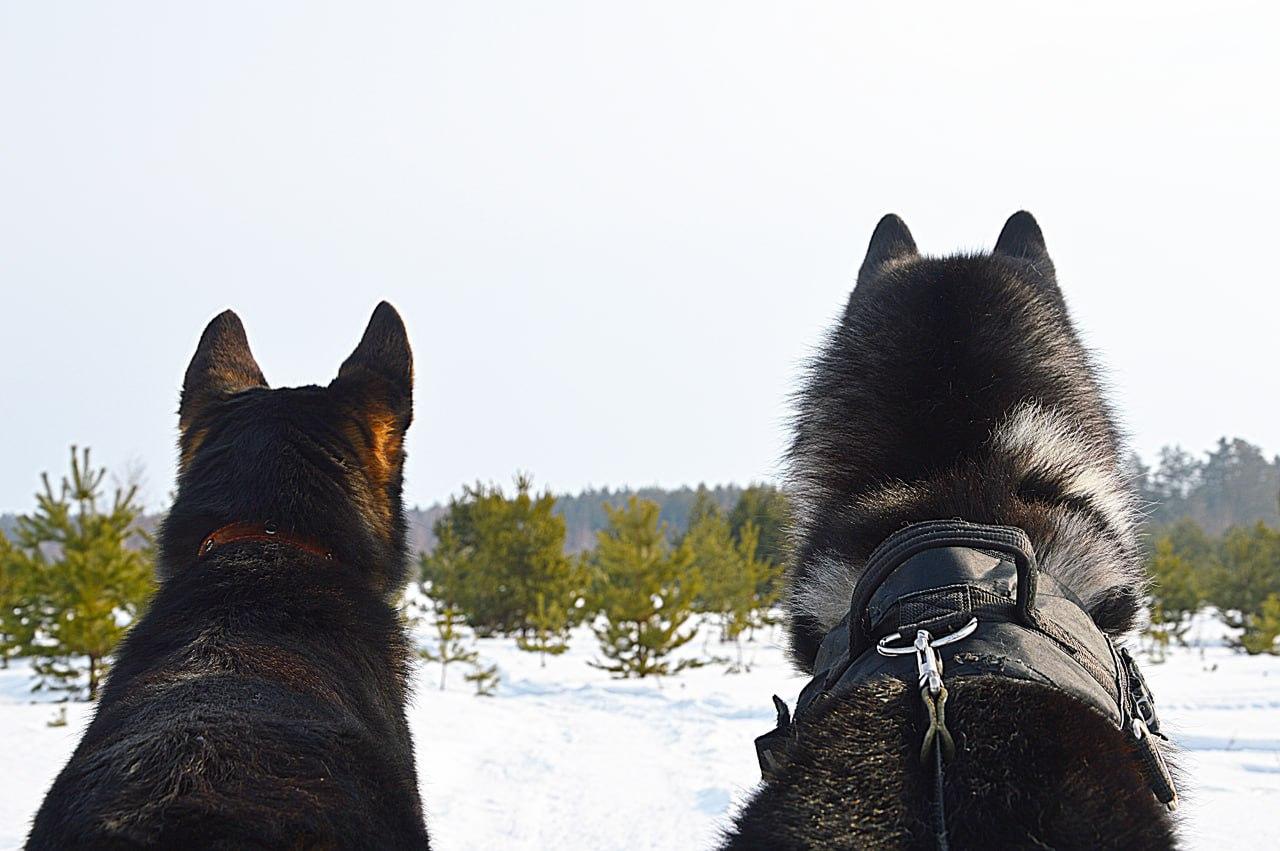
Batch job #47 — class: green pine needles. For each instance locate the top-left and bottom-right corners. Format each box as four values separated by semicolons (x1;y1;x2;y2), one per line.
0;447;154;699
685;490;783;672
587;497;703;678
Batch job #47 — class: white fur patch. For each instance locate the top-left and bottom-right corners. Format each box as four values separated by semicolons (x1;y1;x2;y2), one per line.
791;402;1143;633
992;402;1138;549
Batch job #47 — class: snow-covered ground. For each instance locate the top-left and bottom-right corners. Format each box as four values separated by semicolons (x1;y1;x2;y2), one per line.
2;614;1277;849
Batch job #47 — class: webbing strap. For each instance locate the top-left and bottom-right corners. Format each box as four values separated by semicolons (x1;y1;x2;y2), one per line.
850;521;1038;656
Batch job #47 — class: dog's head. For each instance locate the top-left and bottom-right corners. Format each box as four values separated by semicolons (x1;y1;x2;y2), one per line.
159;302;414;594
787;213;1142;668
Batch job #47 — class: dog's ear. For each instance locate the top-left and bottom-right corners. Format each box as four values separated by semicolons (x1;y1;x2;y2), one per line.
336;302;413;420
857;214;918;285
333;303;414;486
180;310;267;434
994;211;1057;281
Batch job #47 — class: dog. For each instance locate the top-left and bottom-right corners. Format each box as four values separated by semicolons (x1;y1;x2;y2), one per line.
722;213;1177;849
27;302;430;849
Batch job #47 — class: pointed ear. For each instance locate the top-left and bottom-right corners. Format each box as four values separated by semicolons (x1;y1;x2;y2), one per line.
994;211;1056;280
335;301;413;424
180;310;267;432
857;214;918;284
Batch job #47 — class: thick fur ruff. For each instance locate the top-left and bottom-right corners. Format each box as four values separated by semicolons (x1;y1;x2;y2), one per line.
723;214;1176;849
786;223;1143;668
27;303;430;849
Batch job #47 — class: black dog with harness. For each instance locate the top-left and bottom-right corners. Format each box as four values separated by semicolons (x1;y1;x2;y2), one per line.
755;520;1177;849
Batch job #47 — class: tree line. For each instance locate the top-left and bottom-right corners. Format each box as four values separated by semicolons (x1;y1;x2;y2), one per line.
2;435;1277;700
1145;518;1280;655
1134;437;1280;656
417;476;789;681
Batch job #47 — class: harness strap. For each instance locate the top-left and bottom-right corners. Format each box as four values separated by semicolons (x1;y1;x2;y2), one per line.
754;520;1178;847
850;520;1040;657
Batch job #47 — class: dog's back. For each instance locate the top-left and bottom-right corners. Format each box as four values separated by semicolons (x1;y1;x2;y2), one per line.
28;303;429;849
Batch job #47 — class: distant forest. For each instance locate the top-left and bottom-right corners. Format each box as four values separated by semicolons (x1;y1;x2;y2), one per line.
407;436;1280;553
4;437;1277;557
1130;438;1280;534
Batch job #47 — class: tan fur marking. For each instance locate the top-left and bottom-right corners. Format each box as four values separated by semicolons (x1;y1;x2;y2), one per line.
344;404;402;536
179;425;209;469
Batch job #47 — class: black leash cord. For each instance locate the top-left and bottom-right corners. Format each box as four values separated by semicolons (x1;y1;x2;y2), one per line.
930;742;949;851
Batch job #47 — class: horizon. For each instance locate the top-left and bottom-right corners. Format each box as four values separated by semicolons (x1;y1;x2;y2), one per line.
1;431;1271;518
3;1;1277;513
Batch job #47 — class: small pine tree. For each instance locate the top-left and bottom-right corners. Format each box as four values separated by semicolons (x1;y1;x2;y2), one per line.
464;660;501;696
1207;522;1280;646
1146;537;1200;647
588;498;703;679
1240;593;1280;656
419;603;479;690
0;533;35;669
686;501;746;642
515;592;570;667
422;474;585;640
7;448;154;699
736;521;785;652
728;484;792;567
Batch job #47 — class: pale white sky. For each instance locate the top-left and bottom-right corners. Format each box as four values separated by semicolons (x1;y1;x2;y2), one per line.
2;1;1277;512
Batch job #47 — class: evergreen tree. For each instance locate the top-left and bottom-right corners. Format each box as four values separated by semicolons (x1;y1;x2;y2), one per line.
685;502;753;644
422;475;583;640
1162;518;1216;566
1146;446;1202;526
1146;537;1200;648
727;484;792;566
419;603;478;690
588;498;703;678
5;448;154;699
1240;593;1280;655
1142;439;1280;533
0;533;36;669
684;486;722;535
1193;439;1280;532
464;660;501;696
515;591;570;666
1207;522;1280;646
739;520;786;640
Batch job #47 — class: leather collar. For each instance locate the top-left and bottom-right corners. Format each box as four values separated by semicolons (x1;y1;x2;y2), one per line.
197;521;334;562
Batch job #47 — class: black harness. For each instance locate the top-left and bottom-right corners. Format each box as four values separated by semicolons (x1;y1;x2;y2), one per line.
755;520;1177;848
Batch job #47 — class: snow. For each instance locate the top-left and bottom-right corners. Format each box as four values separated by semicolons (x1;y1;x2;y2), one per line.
2;614;1277;849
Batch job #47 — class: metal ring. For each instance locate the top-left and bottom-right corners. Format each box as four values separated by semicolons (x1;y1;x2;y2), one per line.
876;617;979;656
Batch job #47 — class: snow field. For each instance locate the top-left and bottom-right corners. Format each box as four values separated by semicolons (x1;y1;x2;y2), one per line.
2;615;1276;849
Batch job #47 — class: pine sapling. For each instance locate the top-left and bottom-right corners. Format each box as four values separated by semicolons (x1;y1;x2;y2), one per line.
464;660;501;696
1241;593;1280;656
515;591;570;667
419;603;478;690
588;498;704;679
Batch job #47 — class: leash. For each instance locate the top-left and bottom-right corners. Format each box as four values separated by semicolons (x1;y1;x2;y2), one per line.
880;618;972;850
754;520;1177;847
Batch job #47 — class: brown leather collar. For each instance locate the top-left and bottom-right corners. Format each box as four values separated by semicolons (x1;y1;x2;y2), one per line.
198;521;334;561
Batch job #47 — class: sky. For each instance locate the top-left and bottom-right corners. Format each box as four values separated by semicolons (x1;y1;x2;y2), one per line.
1;1;1277;513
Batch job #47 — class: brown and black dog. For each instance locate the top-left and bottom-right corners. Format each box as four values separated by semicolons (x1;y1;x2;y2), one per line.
28;303;429;849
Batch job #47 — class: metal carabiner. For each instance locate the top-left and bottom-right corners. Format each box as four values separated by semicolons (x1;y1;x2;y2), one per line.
875;617;979;698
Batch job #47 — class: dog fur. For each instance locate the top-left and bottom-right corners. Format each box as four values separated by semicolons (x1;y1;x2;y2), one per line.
27;303;429;849
722;213;1176;849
